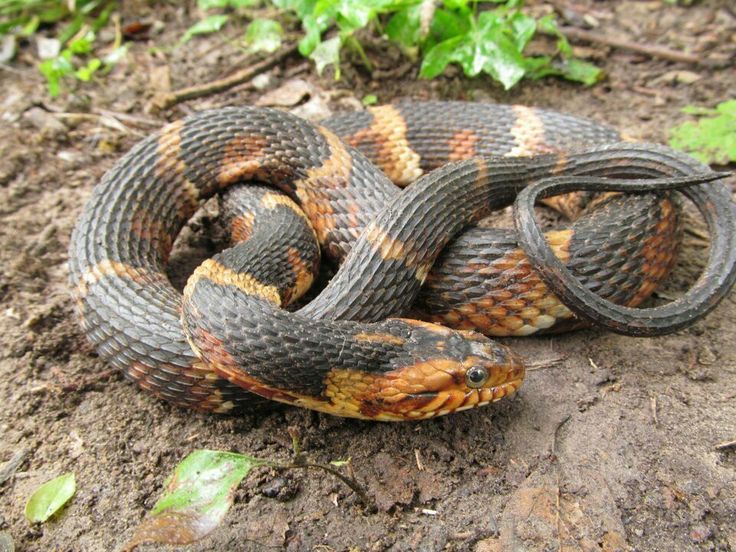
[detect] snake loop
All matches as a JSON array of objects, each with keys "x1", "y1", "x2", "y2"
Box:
[{"x1": 513, "y1": 171, "x2": 735, "y2": 336}]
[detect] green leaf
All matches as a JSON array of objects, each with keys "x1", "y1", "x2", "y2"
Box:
[
  {"x1": 25, "y1": 473, "x2": 76, "y2": 523},
  {"x1": 442, "y1": 0, "x2": 470, "y2": 11},
  {"x1": 198, "y1": 0, "x2": 259, "y2": 8},
  {"x1": 716, "y1": 99, "x2": 736, "y2": 118},
  {"x1": 67, "y1": 30, "x2": 95, "y2": 54},
  {"x1": 298, "y1": 12, "x2": 325, "y2": 55},
  {"x1": 429, "y1": 7, "x2": 471, "y2": 43},
  {"x1": 508, "y1": 11, "x2": 536, "y2": 51},
  {"x1": 243, "y1": 18, "x2": 283, "y2": 53},
  {"x1": 362, "y1": 94, "x2": 378, "y2": 105},
  {"x1": 536, "y1": 13, "x2": 559, "y2": 36},
  {"x1": 198, "y1": 0, "x2": 227, "y2": 8},
  {"x1": 422, "y1": 6, "x2": 529, "y2": 88},
  {"x1": 21, "y1": 15, "x2": 40, "y2": 36},
  {"x1": 91, "y1": 2, "x2": 116, "y2": 32},
  {"x1": 310, "y1": 35, "x2": 341, "y2": 77},
  {"x1": 557, "y1": 57, "x2": 602, "y2": 85},
  {"x1": 273, "y1": 0, "x2": 318, "y2": 19},
  {"x1": 180, "y1": 14, "x2": 230, "y2": 43},
  {"x1": 39, "y1": 53, "x2": 74, "y2": 97},
  {"x1": 681, "y1": 105, "x2": 716, "y2": 116},
  {"x1": 330, "y1": 0, "x2": 373, "y2": 33},
  {"x1": 537, "y1": 13, "x2": 572, "y2": 56},
  {"x1": 38, "y1": 5, "x2": 67, "y2": 24},
  {"x1": 669, "y1": 100, "x2": 736, "y2": 164},
  {"x1": 475, "y1": 12, "x2": 528, "y2": 88},
  {"x1": 385, "y1": 4, "x2": 422, "y2": 49},
  {"x1": 125, "y1": 450, "x2": 265, "y2": 548},
  {"x1": 57, "y1": 13, "x2": 85, "y2": 44},
  {"x1": 419, "y1": 34, "x2": 464, "y2": 78},
  {"x1": 522, "y1": 13, "x2": 601, "y2": 86},
  {"x1": 74, "y1": 57, "x2": 101, "y2": 81}
]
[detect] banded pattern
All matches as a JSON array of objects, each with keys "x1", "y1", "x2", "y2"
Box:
[
  {"x1": 417, "y1": 193, "x2": 681, "y2": 336},
  {"x1": 68, "y1": 102, "x2": 723, "y2": 418}
]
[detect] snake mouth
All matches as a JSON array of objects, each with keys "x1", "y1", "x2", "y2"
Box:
[
  {"x1": 374, "y1": 377, "x2": 524, "y2": 422},
  {"x1": 372, "y1": 359, "x2": 526, "y2": 421},
  {"x1": 454, "y1": 375, "x2": 524, "y2": 413}
]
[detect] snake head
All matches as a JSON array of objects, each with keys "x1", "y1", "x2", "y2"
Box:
[{"x1": 330, "y1": 319, "x2": 525, "y2": 421}]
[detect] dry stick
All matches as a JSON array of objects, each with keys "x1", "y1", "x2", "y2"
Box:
[
  {"x1": 650, "y1": 395, "x2": 659, "y2": 426},
  {"x1": 560, "y1": 27, "x2": 707, "y2": 66},
  {"x1": 150, "y1": 44, "x2": 299, "y2": 112},
  {"x1": 93, "y1": 108, "x2": 163, "y2": 128},
  {"x1": 715, "y1": 439, "x2": 736, "y2": 451},
  {"x1": 525, "y1": 353, "x2": 568, "y2": 372}
]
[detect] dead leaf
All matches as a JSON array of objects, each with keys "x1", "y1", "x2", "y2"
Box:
[{"x1": 256, "y1": 78, "x2": 314, "y2": 108}]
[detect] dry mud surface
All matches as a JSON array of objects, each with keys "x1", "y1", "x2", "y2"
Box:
[{"x1": 1, "y1": 1, "x2": 735, "y2": 550}]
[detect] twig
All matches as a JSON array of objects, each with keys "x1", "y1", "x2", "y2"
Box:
[
  {"x1": 282, "y1": 461, "x2": 376, "y2": 512},
  {"x1": 414, "y1": 448, "x2": 425, "y2": 471},
  {"x1": 284, "y1": 427, "x2": 375, "y2": 511},
  {"x1": 92, "y1": 108, "x2": 162, "y2": 128},
  {"x1": 526, "y1": 353, "x2": 568, "y2": 372},
  {"x1": 559, "y1": 27, "x2": 709, "y2": 66},
  {"x1": 54, "y1": 112, "x2": 142, "y2": 136},
  {"x1": 714, "y1": 439, "x2": 736, "y2": 451},
  {"x1": 650, "y1": 395, "x2": 659, "y2": 426},
  {"x1": 150, "y1": 44, "x2": 299, "y2": 112}
]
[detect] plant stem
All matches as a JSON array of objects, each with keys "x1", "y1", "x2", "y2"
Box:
[
  {"x1": 282, "y1": 462, "x2": 376, "y2": 512},
  {"x1": 345, "y1": 34, "x2": 373, "y2": 73}
]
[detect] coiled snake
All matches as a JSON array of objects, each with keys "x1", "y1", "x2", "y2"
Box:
[{"x1": 68, "y1": 102, "x2": 736, "y2": 420}]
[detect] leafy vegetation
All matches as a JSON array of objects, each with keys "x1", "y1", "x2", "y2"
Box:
[
  {"x1": 124, "y1": 442, "x2": 371, "y2": 549},
  {"x1": 0, "y1": 0, "x2": 125, "y2": 96},
  {"x1": 24, "y1": 472, "x2": 76, "y2": 523},
  {"x1": 124, "y1": 450, "x2": 265, "y2": 549},
  {"x1": 187, "y1": 0, "x2": 601, "y2": 88},
  {"x1": 669, "y1": 100, "x2": 736, "y2": 165},
  {"x1": 2, "y1": 0, "x2": 600, "y2": 95},
  {"x1": 396, "y1": 0, "x2": 600, "y2": 87}
]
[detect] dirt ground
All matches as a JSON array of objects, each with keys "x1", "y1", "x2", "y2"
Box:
[{"x1": 1, "y1": 1, "x2": 735, "y2": 550}]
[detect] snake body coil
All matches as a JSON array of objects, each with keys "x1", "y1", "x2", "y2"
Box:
[{"x1": 68, "y1": 102, "x2": 735, "y2": 420}]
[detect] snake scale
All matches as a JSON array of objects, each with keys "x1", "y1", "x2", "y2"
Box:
[{"x1": 68, "y1": 101, "x2": 736, "y2": 420}]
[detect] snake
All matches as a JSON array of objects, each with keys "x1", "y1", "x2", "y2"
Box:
[{"x1": 68, "y1": 101, "x2": 736, "y2": 421}]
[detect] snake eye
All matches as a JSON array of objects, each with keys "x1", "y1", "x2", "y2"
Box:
[{"x1": 465, "y1": 365, "x2": 489, "y2": 388}]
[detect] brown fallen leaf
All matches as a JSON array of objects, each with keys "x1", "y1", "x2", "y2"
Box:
[{"x1": 256, "y1": 78, "x2": 315, "y2": 108}]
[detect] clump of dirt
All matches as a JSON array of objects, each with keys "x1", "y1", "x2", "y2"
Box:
[{"x1": 1, "y1": 1, "x2": 735, "y2": 551}]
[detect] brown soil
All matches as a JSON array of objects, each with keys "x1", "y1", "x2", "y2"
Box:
[{"x1": 1, "y1": 1, "x2": 735, "y2": 551}]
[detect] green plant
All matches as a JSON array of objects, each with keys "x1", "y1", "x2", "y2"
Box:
[
  {"x1": 669, "y1": 100, "x2": 736, "y2": 165},
  {"x1": 124, "y1": 444, "x2": 371, "y2": 549},
  {"x1": 39, "y1": 27, "x2": 126, "y2": 96},
  {"x1": 25, "y1": 472, "x2": 76, "y2": 523},
  {"x1": 393, "y1": 0, "x2": 600, "y2": 88},
  {"x1": 0, "y1": 0, "x2": 125, "y2": 96},
  {"x1": 185, "y1": 0, "x2": 601, "y2": 88}
]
